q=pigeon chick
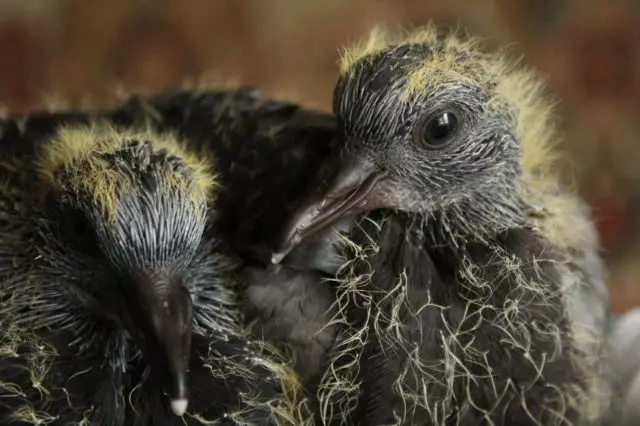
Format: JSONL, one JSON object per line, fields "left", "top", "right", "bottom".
{"left": 0, "top": 122, "right": 308, "bottom": 425}
{"left": 0, "top": 90, "right": 343, "bottom": 416}
{"left": 107, "top": 88, "right": 347, "bottom": 397}
{"left": 274, "top": 25, "right": 610, "bottom": 425}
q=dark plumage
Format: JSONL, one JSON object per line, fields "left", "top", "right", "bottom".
{"left": 108, "top": 88, "right": 338, "bottom": 265}
{"left": 0, "top": 88, "right": 358, "bottom": 424}
{"left": 0, "top": 88, "right": 340, "bottom": 264}
{"left": 273, "top": 25, "right": 610, "bottom": 425}
{"left": 106, "top": 88, "right": 346, "bottom": 401}
{"left": 0, "top": 121, "right": 308, "bottom": 425}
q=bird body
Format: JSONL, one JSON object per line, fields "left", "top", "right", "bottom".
{"left": 0, "top": 119, "right": 310, "bottom": 425}
{"left": 106, "top": 88, "right": 346, "bottom": 403}
{"left": 273, "top": 25, "right": 611, "bottom": 425}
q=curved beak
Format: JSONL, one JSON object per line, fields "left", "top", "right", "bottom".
{"left": 124, "top": 273, "right": 193, "bottom": 416}
{"left": 272, "top": 152, "right": 387, "bottom": 264}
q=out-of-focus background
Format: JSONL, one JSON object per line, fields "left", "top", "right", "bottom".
{"left": 0, "top": 0, "right": 638, "bottom": 312}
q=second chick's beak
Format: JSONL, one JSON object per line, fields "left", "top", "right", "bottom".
{"left": 273, "top": 152, "right": 387, "bottom": 264}
{"left": 122, "top": 272, "right": 193, "bottom": 417}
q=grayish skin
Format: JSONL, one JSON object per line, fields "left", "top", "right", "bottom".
{"left": 243, "top": 265, "right": 337, "bottom": 388}
{"left": 242, "top": 218, "right": 352, "bottom": 397}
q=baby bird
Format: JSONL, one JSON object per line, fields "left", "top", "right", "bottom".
{"left": 107, "top": 88, "right": 346, "bottom": 398}
{"left": 273, "top": 26, "right": 610, "bottom": 425}
{"left": 0, "top": 121, "right": 307, "bottom": 425}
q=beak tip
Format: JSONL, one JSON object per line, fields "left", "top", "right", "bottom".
{"left": 170, "top": 398, "right": 189, "bottom": 416}
{"left": 272, "top": 230, "right": 303, "bottom": 265}
{"left": 271, "top": 252, "right": 285, "bottom": 265}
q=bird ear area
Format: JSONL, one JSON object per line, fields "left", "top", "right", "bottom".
{"left": 413, "top": 107, "right": 465, "bottom": 152}
{"left": 42, "top": 193, "right": 102, "bottom": 257}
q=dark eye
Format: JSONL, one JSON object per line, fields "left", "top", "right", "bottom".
{"left": 64, "top": 209, "right": 102, "bottom": 257}
{"left": 72, "top": 215, "right": 91, "bottom": 238}
{"left": 419, "top": 111, "right": 459, "bottom": 148}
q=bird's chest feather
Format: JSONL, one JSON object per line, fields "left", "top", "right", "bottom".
{"left": 0, "top": 258, "right": 150, "bottom": 424}
{"left": 0, "top": 318, "right": 133, "bottom": 425}
{"left": 319, "top": 213, "right": 589, "bottom": 426}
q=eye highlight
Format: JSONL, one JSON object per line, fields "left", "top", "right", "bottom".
{"left": 416, "top": 110, "right": 460, "bottom": 149}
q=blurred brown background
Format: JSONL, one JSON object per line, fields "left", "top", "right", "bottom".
{"left": 0, "top": 0, "right": 638, "bottom": 313}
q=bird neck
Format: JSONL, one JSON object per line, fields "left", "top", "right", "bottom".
{"left": 423, "top": 189, "right": 528, "bottom": 248}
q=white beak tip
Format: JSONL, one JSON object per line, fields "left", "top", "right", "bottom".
{"left": 170, "top": 398, "right": 189, "bottom": 416}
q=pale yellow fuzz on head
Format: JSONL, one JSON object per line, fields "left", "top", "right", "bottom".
{"left": 492, "top": 63, "right": 591, "bottom": 251}
{"left": 339, "top": 24, "right": 584, "bottom": 249}
{"left": 37, "top": 122, "right": 217, "bottom": 222}
{"left": 402, "top": 30, "right": 488, "bottom": 99}
{"left": 339, "top": 25, "right": 396, "bottom": 75}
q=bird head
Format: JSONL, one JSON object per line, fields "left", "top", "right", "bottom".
{"left": 274, "top": 25, "right": 558, "bottom": 259}
{"left": 35, "top": 123, "right": 216, "bottom": 416}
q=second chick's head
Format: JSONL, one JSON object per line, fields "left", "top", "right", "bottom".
{"left": 276, "top": 25, "right": 557, "bottom": 255}
{"left": 35, "top": 123, "right": 216, "bottom": 415}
